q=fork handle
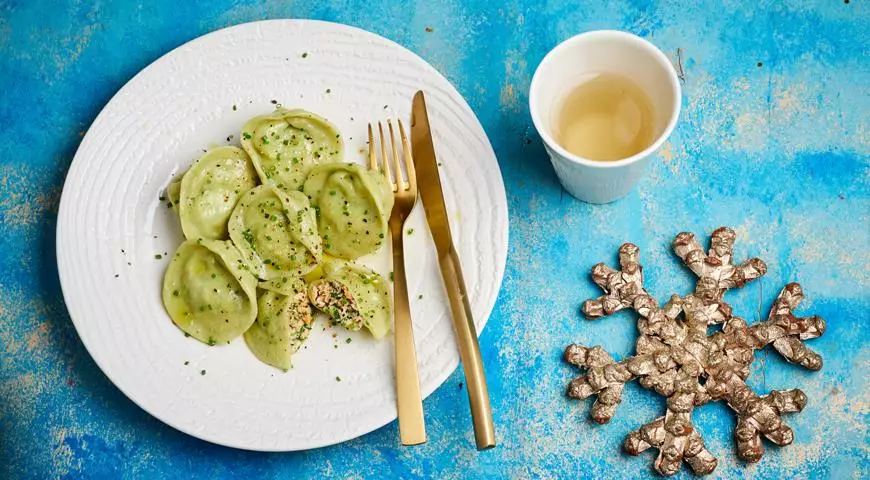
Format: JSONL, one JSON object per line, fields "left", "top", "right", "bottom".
{"left": 391, "top": 218, "right": 427, "bottom": 446}
{"left": 439, "top": 247, "right": 497, "bottom": 450}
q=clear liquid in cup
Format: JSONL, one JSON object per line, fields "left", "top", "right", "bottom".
{"left": 555, "top": 73, "right": 655, "bottom": 161}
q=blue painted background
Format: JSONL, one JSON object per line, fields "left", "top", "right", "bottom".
{"left": 1, "top": 1, "right": 867, "bottom": 478}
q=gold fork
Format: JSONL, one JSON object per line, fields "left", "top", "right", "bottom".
{"left": 368, "top": 119, "right": 426, "bottom": 446}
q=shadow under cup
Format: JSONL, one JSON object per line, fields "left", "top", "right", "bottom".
{"left": 530, "top": 30, "right": 681, "bottom": 204}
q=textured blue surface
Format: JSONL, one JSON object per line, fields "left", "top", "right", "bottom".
{"left": 1, "top": 1, "right": 868, "bottom": 478}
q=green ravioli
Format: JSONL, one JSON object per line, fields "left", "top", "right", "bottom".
{"left": 228, "top": 185, "right": 322, "bottom": 280}
{"left": 178, "top": 146, "right": 258, "bottom": 240}
{"left": 303, "top": 163, "right": 393, "bottom": 260}
{"left": 162, "top": 239, "right": 258, "bottom": 345}
{"left": 240, "top": 108, "right": 343, "bottom": 191}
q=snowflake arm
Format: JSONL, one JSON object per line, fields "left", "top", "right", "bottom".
{"left": 624, "top": 406, "right": 718, "bottom": 475}
{"left": 712, "top": 373, "right": 809, "bottom": 462}
{"left": 564, "top": 345, "right": 632, "bottom": 423}
{"left": 750, "top": 283, "right": 825, "bottom": 370}
{"left": 673, "top": 227, "right": 767, "bottom": 300}
{"left": 582, "top": 243, "right": 646, "bottom": 318}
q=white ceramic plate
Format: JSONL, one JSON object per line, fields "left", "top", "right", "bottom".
{"left": 57, "top": 20, "right": 507, "bottom": 451}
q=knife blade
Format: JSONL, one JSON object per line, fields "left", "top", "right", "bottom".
{"left": 411, "top": 90, "right": 497, "bottom": 450}
{"left": 410, "top": 93, "right": 453, "bottom": 256}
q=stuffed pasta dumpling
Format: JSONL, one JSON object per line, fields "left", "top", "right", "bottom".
{"left": 303, "top": 163, "right": 393, "bottom": 260}
{"left": 308, "top": 260, "right": 391, "bottom": 339}
{"left": 162, "top": 239, "right": 258, "bottom": 345}
{"left": 244, "top": 278, "right": 313, "bottom": 371}
{"left": 178, "top": 146, "right": 258, "bottom": 240}
{"left": 240, "top": 108, "right": 343, "bottom": 191}
{"left": 228, "top": 185, "right": 322, "bottom": 280}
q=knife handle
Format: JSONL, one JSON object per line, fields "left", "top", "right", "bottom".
{"left": 438, "top": 246, "right": 496, "bottom": 450}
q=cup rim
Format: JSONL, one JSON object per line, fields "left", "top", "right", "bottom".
{"left": 529, "top": 29, "right": 682, "bottom": 169}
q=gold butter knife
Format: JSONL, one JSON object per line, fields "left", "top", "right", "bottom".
{"left": 410, "top": 90, "right": 496, "bottom": 450}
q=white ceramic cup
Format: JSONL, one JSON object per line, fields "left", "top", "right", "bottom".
{"left": 529, "top": 30, "right": 681, "bottom": 204}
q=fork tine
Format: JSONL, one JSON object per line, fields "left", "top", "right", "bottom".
{"left": 378, "top": 121, "right": 396, "bottom": 190}
{"left": 387, "top": 120, "right": 405, "bottom": 191}
{"left": 367, "top": 123, "right": 378, "bottom": 171}
{"left": 398, "top": 119, "right": 415, "bottom": 193}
